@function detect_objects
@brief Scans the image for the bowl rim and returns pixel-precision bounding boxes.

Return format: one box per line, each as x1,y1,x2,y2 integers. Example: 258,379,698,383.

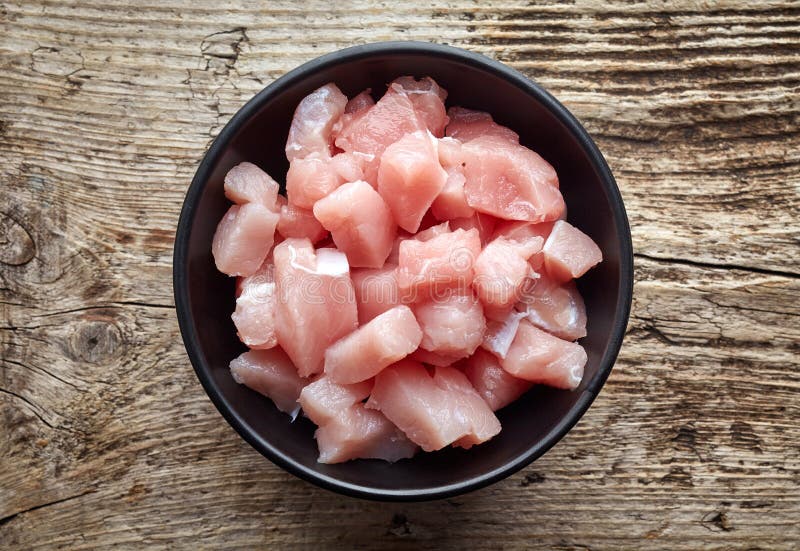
173,40,634,502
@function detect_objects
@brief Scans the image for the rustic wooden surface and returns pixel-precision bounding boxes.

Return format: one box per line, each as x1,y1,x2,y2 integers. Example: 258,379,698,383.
1,0,799,548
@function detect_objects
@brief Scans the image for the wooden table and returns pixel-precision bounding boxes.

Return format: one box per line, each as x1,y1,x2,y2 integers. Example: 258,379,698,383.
2,1,798,548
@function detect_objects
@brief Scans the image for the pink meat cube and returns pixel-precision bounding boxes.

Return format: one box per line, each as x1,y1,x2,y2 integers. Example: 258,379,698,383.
377,130,448,233
298,375,373,426
397,227,481,300
351,264,402,324
277,199,328,244
231,261,278,349
324,305,423,384
223,162,280,209
388,76,449,137
481,310,527,359
437,136,464,168
473,236,543,317
315,404,418,464
285,83,347,162
212,203,279,277
413,291,486,359
500,320,587,390
273,239,358,377
285,155,343,209
331,89,375,143
313,180,397,268
449,213,498,246
366,361,501,451
462,135,565,222
464,349,532,411
517,273,587,340
335,86,428,184
445,106,520,144
229,348,307,416
543,220,603,282
492,220,554,270
431,168,475,221
408,348,461,367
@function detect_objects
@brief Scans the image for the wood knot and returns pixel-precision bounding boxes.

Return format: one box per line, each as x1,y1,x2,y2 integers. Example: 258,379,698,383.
0,212,36,265
69,317,123,363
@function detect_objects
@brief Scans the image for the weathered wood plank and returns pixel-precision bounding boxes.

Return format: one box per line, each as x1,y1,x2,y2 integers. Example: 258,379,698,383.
1,0,798,548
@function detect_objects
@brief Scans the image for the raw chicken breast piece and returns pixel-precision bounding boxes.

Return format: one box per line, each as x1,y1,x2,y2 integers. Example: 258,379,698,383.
473,236,543,316
367,361,500,451
315,404,418,464
285,83,347,162
229,348,307,417
223,162,280,209
431,168,475,221
543,220,603,282
463,135,565,222
324,305,423,384
397,227,481,300
445,106,519,144
273,239,358,377
232,261,278,349
501,320,587,390
351,264,403,324
408,348,462,367
517,272,587,341
385,221,449,265
378,130,448,233
286,155,344,209
212,203,279,277
481,310,527,359
449,213,498,246
331,89,375,142
432,365,502,449
335,87,428,184
277,199,328,244
413,291,486,359
313,180,397,268
492,220,554,270
437,136,464,168
464,349,532,411
388,76,449,137
298,375,373,426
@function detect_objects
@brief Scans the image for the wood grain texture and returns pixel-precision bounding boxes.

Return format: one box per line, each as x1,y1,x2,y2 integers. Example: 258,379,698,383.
1,0,798,549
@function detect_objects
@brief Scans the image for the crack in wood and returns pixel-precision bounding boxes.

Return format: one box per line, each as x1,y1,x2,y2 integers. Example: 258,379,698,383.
634,253,800,279
0,490,96,528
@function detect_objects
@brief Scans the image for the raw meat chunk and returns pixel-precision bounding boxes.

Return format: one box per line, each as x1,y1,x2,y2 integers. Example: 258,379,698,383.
277,199,328,244
223,162,280,209
367,361,500,451
413,291,486,359
378,131,448,233
324,305,422,384
315,404,417,464
517,273,587,340
389,76,449,137
431,169,475,221
229,348,307,417
212,203,279,277
351,264,402,324
331,89,375,142
298,375,373,426
542,220,603,282
481,310,527,359
286,83,347,161
501,320,587,390
463,135,565,222
335,87,428,184
473,236,543,317
313,180,397,268
273,239,358,377
408,348,462,367
492,220,554,270
449,213,498,246
397,227,481,300
446,106,519,144
285,155,343,209
464,349,532,411
231,261,277,349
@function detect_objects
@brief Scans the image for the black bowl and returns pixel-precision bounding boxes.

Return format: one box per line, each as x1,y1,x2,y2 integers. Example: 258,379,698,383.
174,41,633,501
